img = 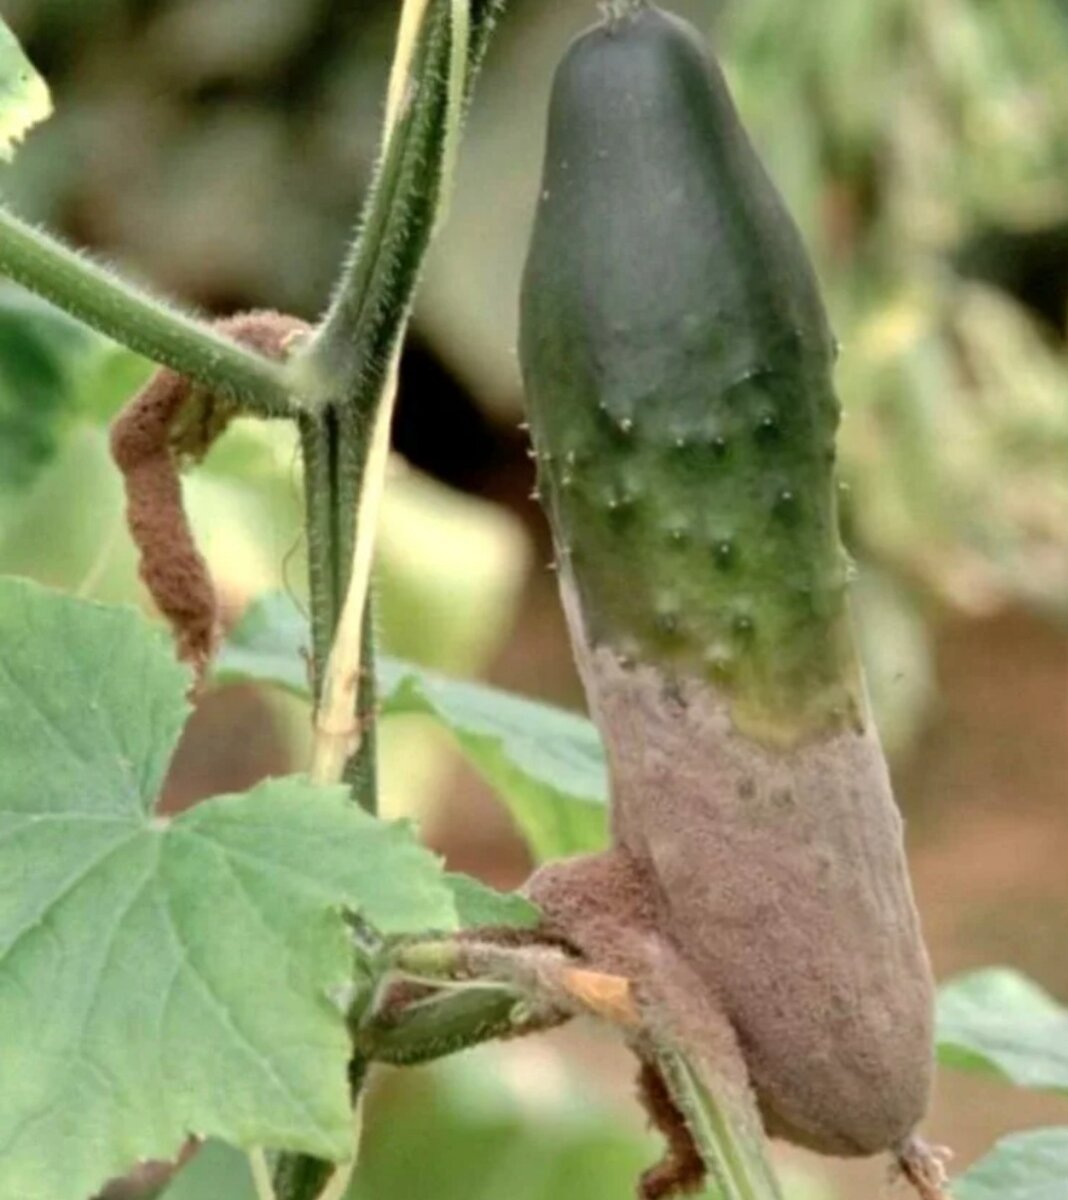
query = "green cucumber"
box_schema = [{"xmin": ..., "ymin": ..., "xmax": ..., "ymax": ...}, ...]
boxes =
[
  {"xmin": 520, "ymin": 3, "xmax": 935, "ymax": 1169},
  {"xmin": 520, "ymin": 2, "xmax": 858, "ymax": 745}
]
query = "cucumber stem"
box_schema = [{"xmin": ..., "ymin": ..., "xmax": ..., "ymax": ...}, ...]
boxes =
[
  {"xmin": 309, "ymin": 356, "xmax": 398, "ymax": 786},
  {"xmin": 0, "ymin": 205, "xmax": 296, "ymax": 416},
  {"xmin": 276, "ymin": 3, "xmax": 482, "ymax": 1192},
  {"xmin": 657, "ymin": 1050, "xmax": 785, "ymax": 1200}
]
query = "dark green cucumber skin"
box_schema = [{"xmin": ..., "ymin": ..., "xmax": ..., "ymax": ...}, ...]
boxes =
[{"xmin": 519, "ymin": 6, "xmax": 860, "ymax": 740}]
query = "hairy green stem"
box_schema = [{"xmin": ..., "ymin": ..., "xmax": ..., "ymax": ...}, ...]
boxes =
[
  {"xmin": 355, "ymin": 981, "xmax": 567, "ymax": 1066},
  {"xmin": 297, "ymin": 0, "xmax": 492, "ymax": 791},
  {"xmin": 333, "ymin": 405, "xmax": 379, "ymax": 811},
  {"xmin": 276, "ymin": 5, "xmax": 505, "ymax": 1196},
  {"xmin": 656, "ymin": 1050, "xmax": 785, "ymax": 1200},
  {"xmin": 272, "ymin": 1152, "xmax": 332, "ymax": 1200},
  {"xmin": 0, "ymin": 204, "xmax": 297, "ymax": 414},
  {"xmin": 299, "ymin": 414, "xmax": 340, "ymax": 693},
  {"xmin": 299, "ymin": 410, "xmax": 378, "ymax": 811},
  {"xmin": 272, "ymin": 1064, "xmax": 369, "ymax": 1200},
  {"xmin": 297, "ymin": 0, "xmax": 502, "ymax": 406}
]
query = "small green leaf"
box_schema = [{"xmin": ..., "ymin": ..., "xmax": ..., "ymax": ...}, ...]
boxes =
[
  {"xmin": 0, "ymin": 577, "xmax": 459, "ymax": 1200},
  {"xmin": 215, "ymin": 593, "xmax": 610, "ymax": 859},
  {"xmin": 379, "ymin": 663, "xmax": 608, "ymax": 859},
  {"xmin": 955, "ymin": 1128, "xmax": 1068, "ymax": 1200},
  {"xmin": 215, "ymin": 589, "xmax": 311, "ymax": 695},
  {"xmin": 936, "ymin": 969, "xmax": 1068, "ymax": 1093},
  {"xmin": 0, "ymin": 19, "xmax": 51, "ymax": 159},
  {"xmin": 446, "ymin": 873, "xmax": 540, "ymax": 930}
]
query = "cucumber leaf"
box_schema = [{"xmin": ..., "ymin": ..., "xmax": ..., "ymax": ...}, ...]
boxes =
[
  {"xmin": 956, "ymin": 1128, "xmax": 1068, "ymax": 1200},
  {"xmin": 936, "ymin": 968, "xmax": 1068, "ymax": 1093},
  {"xmin": 0, "ymin": 577, "xmax": 461, "ymax": 1200},
  {"xmin": 215, "ymin": 592, "xmax": 610, "ymax": 859}
]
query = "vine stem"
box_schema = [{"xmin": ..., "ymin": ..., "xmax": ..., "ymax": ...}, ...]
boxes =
[
  {"xmin": 439, "ymin": 0, "xmax": 472, "ymax": 228},
  {"xmin": 386, "ymin": 0, "xmax": 434, "ymax": 123},
  {"xmin": 277, "ymin": 2, "xmax": 488, "ymax": 1195},
  {"xmin": 0, "ymin": 206, "xmax": 298, "ymax": 414},
  {"xmin": 309, "ymin": 354, "xmax": 398, "ymax": 784},
  {"xmin": 656, "ymin": 1050, "xmax": 785, "ymax": 1200},
  {"xmin": 302, "ymin": 0, "xmax": 421, "ymax": 787},
  {"xmin": 277, "ymin": 3, "xmax": 475, "ymax": 1191},
  {"xmin": 307, "ymin": 0, "xmax": 471, "ymax": 788}
]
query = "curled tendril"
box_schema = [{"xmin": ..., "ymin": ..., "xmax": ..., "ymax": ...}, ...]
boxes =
[{"xmin": 110, "ymin": 311, "xmax": 308, "ymax": 685}]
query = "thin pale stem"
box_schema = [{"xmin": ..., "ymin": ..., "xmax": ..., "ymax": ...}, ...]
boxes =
[
  {"xmin": 0, "ymin": 205, "xmax": 298, "ymax": 414},
  {"xmin": 341, "ymin": 606, "xmax": 378, "ymax": 807},
  {"xmin": 312, "ymin": 1097, "xmax": 366, "ymax": 1200},
  {"xmin": 393, "ymin": 939, "xmax": 640, "ymax": 1029},
  {"xmin": 386, "ymin": 0, "xmax": 434, "ymax": 125},
  {"xmin": 249, "ymin": 1149, "xmax": 278, "ymax": 1200},
  {"xmin": 303, "ymin": 0, "xmax": 473, "ymax": 793},
  {"xmin": 439, "ymin": 0, "xmax": 472, "ymax": 227}
]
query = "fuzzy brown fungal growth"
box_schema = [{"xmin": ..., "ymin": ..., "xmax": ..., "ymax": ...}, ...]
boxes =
[
  {"xmin": 635, "ymin": 1062, "xmax": 705, "ymax": 1200},
  {"xmin": 525, "ymin": 849, "xmax": 765, "ymax": 1196},
  {"xmin": 111, "ymin": 367, "xmax": 218, "ymax": 673},
  {"xmin": 110, "ymin": 311, "xmax": 308, "ymax": 679},
  {"xmin": 527, "ymin": 651, "xmax": 935, "ymax": 1161}
]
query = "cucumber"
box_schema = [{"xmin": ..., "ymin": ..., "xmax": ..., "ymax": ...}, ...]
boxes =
[
  {"xmin": 520, "ymin": 2, "xmax": 858, "ymax": 745},
  {"xmin": 520, "ymin": 3, "xmax": 934, "ymax": 1168}
]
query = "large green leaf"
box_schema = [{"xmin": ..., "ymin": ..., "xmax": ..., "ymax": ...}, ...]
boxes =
[
  {"xmin": 956, "ymin": 1129, "xmax": 1068, "ymax": 1200},
  {"xmin": 0, "ymin": 577, "xmax": 462, "ymax": 1200},
  {"xmin": 215, "ymin": 593, "xmax": 610, "ymax": 859},
  {"xmin": 0, "ymin": 18, "xmax": 51, "ymax": 160},
  {"xmin": 936, "ymin": 969, "xmax": 1068, "ymax": 1093}
]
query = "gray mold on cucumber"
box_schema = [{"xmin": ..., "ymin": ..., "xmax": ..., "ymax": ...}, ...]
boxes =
[
  {"xmin": 519, "ymin": 2, "xmax": 936, "ymax": 1180},
  {"xmin": 520, "ymin": 3, "xmax": 860, "ymax": 743}
]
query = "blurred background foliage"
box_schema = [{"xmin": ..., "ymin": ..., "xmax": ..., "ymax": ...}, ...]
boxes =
[{"xmin": 0, "ymin": 0, "xmax": 1065, "ymax": 1196}]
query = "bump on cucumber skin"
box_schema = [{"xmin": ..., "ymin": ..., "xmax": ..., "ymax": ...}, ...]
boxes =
[{"xmin": 519, "ymin": 5, "xmax": 863, "ymax": 743}]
